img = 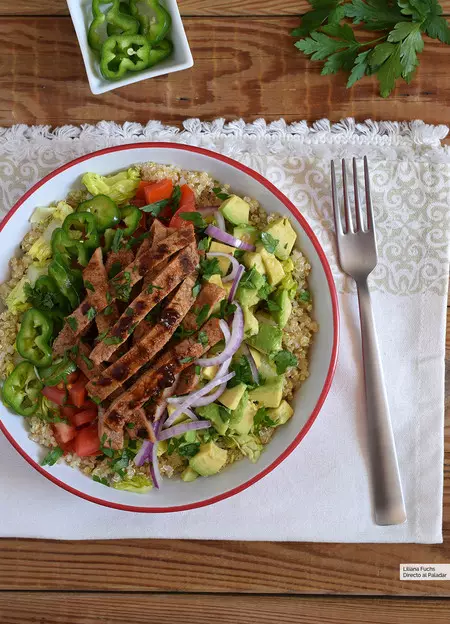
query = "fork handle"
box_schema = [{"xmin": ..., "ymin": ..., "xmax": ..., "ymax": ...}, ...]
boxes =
[{"xmin": 356, "ymin": 279, "xmax": 407, "ymax": 526}]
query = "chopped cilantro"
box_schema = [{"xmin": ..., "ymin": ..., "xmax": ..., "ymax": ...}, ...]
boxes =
[
  {"xmin": 180, "ymin": 212, "xmax": 206, "ymax": 229},
  {"xmin": 91, "ymin": 396, "xmax": 102, "ymax": 405},
  {"xmin": 178, "ymin": 442, "xmax": 200, "ymax": 458},
  {"xmin": 125, "ymin": 307, "xmax": 134, "ymax": 317},
  {"xmin": 254, "ymin": 407, "xmax": 276, "ymax": 431},
  {"xmin": 258, "ymin": 231, "xmax": 279, "ymax": 254},
  {"xmin": 41, "ymin": 446, "xmax": 64, "ymax": 466},
  {"xmin": 174, "ymin": 324, "xmax": 196, "ymax": 340},
  {"xmin": 218, "ymin": 405, "xmax": 231, "ymax": 423},
  {"xmin": 196, "ymin": 304, "xmax": 210, "ymax": 327},
  {"xmin": 171, "ymin": 185, "xmax": 182, "ymax": 210},
  {"xmin": 299, "ymin": 289, "xmax": 311, "ymax": 302},
  {"xmin": 234, "ymin": 249, "xmax": 245, "ymax": 261},
  {"xmin": 100, "ymin": 434, "xmax": 115, "ymax": 458},
  {"xmin": 104, "ymin": 336, "xmax": 123, "ymax": 346},
  {"xmin": 273, "ymin": 350, "xmax": 298, "ymax": 374},
  {"xmin": 111, "ymin": 229, "xmax": 124, "ymax": 253},
  {"xmin": 258, "ymin": 279, "xmax": 273, "ymax": 301},
  {"xmin": 198, "ymin": 236, "xmax": 211, "ymax": 251},
  {"xmin": 212, "ymin": 299, "xmax": 236, "ymax": 320},
  {"xmin": 228, "ymin": 356, "xmax": 256, "ymax": 388},
  {"xmin": 195, "ymin": 365, "xmax": 201, "ymax": 375},
  {"xmin": 126, "ymin": 422, "xmax": 135, "ymax": 429},
  {"xmin": 110, "ymin": 449, "xmax": 131, "ymax": 476},
  {"xmin": 97, "ymin": 330, "xmax": 109, "ymax": 342},
  {"xmin": 200, "ymin": 256, "xmax": 221, "ymax": 280},
  {"xmin": 106, "ymin": 291, "xmax": 112, "ymax": 303},
  {"xmin": 81, "ymin": 354, "xmax": 94, "ymax": 371},
  {"xmin": 127, "ymin": 231, "xmax": 151, "ymax": 249},
  {"xmin": 86, "ymin": 306, "xmax": 96, "ymax": 321},
  {"xmin": 147, "ymin": 283, "xmax": 163, "ymax": 294},
  {"xmin": 84, "ymin": 280, "xmax": 94, "ymax": 292},
  {"xmin": 112, "ymin": 271, "xmax": 132, "ymax": 302},
  {"xmin": 66, "ymin": 316, "xmax": 78, "ymax": 332},
  {"xmin": 213, "ymin": 186, "xmax": 230, "ymax": 201},
  {"xmin": 198, "ymin": 330, "xmax": 209, "ymax": 346},
  {"xmin": 103, "ymin": 305, "xmax": 113, "ymax": 316},
  {"xmin": 192, "ymin": 282, "xmax": 201, "ymax": 298},
  {"xmin": 93, "ymin": 475, "xmax": 109, "ymax": 486},
  {"xmin": 140, "ymin": 198, "xmax": 169, "ymax": 216},
  {"xmin": 180, "ymin": 356, "xmax": 194, "ymax": 364},
  {"xmin": 70, "ymin": 344, "xmax": 79, "ymax": 356}
]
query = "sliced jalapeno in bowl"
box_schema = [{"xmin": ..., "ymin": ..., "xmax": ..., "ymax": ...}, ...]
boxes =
[
  {"xmin": 120, "ymin": 205, "xmax": 141, "ymax": 236},
  {"xmin": 78, "ymin": 195, "xmax": 120, "ymax": 232},
  {"xmin": 2, "ymin": 362, "xmax": 43, "ymax": 417},
  {"xmin": 63, "ymin": 212, "xmax": 99, "ymax": 249},
  {"xmin": 40, "ymin": 356, "xmax": 78, "ymax": 387},
  {"xmin": 51, "ymin": 228, "xmax": 90, "ymax": 268},
  {"xmin": 48, "ymin": 253, "xmax": 83, "ymax": 310}
]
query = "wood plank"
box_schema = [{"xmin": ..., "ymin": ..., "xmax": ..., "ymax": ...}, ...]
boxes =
[
  {"xmin": 1, "ymin": 593, "xmax": 450, "ymax": 624},
  {"xmin": 1, "ymin": 537, "xmax": 450, "ymax": 594},
  {"xmin": 2, "ymin": 1, "xmax": 450, "ymax": 16},
  {"xmin": 1, "ymin": 17, "xmax": 450, "ymax": 127}
]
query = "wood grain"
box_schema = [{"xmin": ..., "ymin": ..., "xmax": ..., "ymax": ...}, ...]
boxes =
[
  {"xmin": 1, "ymin": 594, "xmax": 450, "ymax": 624},
  {"xmin": 1, "ymin": 17, "xmax": 450, "ymax": 128},
  {"xmin": 1, "ymin": 1, "xmax": 450, "ymax": 16},
  {"xmin": 1, "ymin": 537, "xmax": 450, "ymax": 595}
]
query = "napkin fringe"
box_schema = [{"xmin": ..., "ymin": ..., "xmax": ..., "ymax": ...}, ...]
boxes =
[{"xmin": 1, "ymin": 118, "xmax": 449, "ymax": 163}]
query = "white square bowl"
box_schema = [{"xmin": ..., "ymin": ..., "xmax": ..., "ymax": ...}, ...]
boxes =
[{"xmin": 67, "ymin": 0, "xmax": 193, "ymax": 95}]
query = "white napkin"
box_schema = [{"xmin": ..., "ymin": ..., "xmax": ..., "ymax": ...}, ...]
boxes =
[{"xmin": 0, "ymin": 119, "xmax": 448, "ymax": 542}]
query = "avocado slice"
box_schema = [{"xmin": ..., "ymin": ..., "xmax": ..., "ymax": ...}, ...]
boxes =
[
  {"xmin": 220, "ymin": 195, "xmax": 250, "ymax": 225},
  {"xmin": 167, "ymin": 404, "xmax": 191, "ymax": 426},
  {"xmin": 229, "ymin": 393, "xmax": 257, "ymax": 435},
  {"xmin": 259, "ymin": 248, "xmax": 285, "ymax": 286},
  {"xmin": 234, "ymin": 224, "xmax": 258, "ymax": 244},
  {"xmin": 243, "ymin": 305, "xmax": 259, "ymax": 337},
  {"xmin": 269, "ymin": 288, "xmax": 292, "ymax": 328},
  {"xmin": 237, "ymin": 286, "xmax": 260, "ymax": 308},
  {"xmin": 196, "ymin": 403, "xmax": 229, "ymax": 435},
  {"xmin": 268, "ymin": 400, "xmax": 294, "ymax": 425},
  {"xmin": 243, "ymin": 251, "xmax": 266, "ymax": 275},
  {"xmin": 181, "ymin": 466, "xmax": 199, "ymax": 482},
  {"xmin": 249, "ymin": 376, "xmax": 284, "ymax": 408},
  {"xmin": 218, "ymin": 382, "xmax": 247, "ymax": 410},
  {"xmin": 210, "ymin": 241, "xmax": 235, "ymax": 275},
  {"xmin": 207, "ymin": 273, "xmax": 224, "ymax": 288},
  {"xmin": 189, "ymin": 441, "xmax": 228, "ymax": 476},
  {"xmin": 247, "ymin": 321, "xmax": 283, "ymax": 355},
  {"xmin": 257, "ymin": 355, "xmax": 278, "ymax": 379},
  {"xmin": 264, "ymin": 217, "xmax": 297, "ymax": 260},
  {"xmin": 202, "ymin": 365, "xmax": 218, "ymax": 380}
]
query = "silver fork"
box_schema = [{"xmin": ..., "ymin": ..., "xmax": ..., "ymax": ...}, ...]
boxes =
[{"xmin": 331, "ymin": 157, "xmax": 407, "ymax": 526}]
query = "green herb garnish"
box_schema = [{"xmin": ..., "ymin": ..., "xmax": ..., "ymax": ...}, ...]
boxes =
[
  {"xmin": 198, "ymin": 330, "xmax": 209, "ymax": 346},
  {"xmin": 140, "ymin": 199, "xmax": 169, "ymax": 216},
  {"xmin": 299, "ymin": 289, "xmax": 311, "ymax": 302},
  {"xmin": 258, "ymin": 231, "xmax": 279, "ymax": 254},
  {"xmin": 103, "ymin": 305, "xmax": 114, "ymax": 316},
  {"xmin": 198, "ymin": 236, "xmax": 211, "ymax": 251},
  {"xmin": 84, "ymin": 280, "xmax": 94, "ymax": 292},
  {"xmin": 112, "ymin": 271, "xmax": 132, "ymax": 302},
  {"xmin": 111, "ymin": 229, "xmax": 124, "ymax": 252},
  {"xmin": 108, "ymin": 262, "xmax": 123, "ymax": 279},
  {"xmin": 192, "ymin": 282, "xmax": 202, "ymax": 298},
  {"xmin": 86, "ymin": 306, "xmax": 96, "ymax": 321},
  {"xmin": 104, "ymin": 336, "xmax": 123, "ymax": 346},
  {"xmin": 41, "ymin": 446, "xmax": 64, "ymax": 466},
  {"xmin": 180, "ymin": 212, "xmax": 206, "ymax": 229},
  {"xmin": 81, "ymin": 354, "xmax": 94, "ymax": 370},
  {"xmin": 213, "ymin": 186, "xmax": 230, "ymax": 201},
  {"xmin": 93, "ymin": 475, "xmax": 109, "ymax": 486},
  {"xmin": 292, "ymin": 0, "xmax": 450, "ymax": 98},
  {"xmin": 147, "ymin": 283, "xmax": 163, "ymax": 294},
  {"xmin": 254, "ymin": 406, "xmax": 276, "ymax": 431},
  {"xmin": 180, "ymin": 356, "xmax": 195, "ymax": 364},
  {"xmin": 171, "ymin": 185, "xmax": 182, "ymax": 210},
  {"xmin": 200, "ymin": 256, "xmax": 221, "ymax": 280},
  {"xmin": 196, "ymin": 304, "xmax": 210, "ymax": 327},
  {"xmin": 273, "ymin": 350, "xmax": 298, "ymax": 374},
  {"xmin": 66, "ymin": 316, "xmax": 78, "ymax": 332},
  {"xmin": 212, "ymin": 299, "xmax": 236, "ymax": 320}
]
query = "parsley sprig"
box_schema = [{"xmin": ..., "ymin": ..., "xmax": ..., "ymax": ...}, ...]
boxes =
[{"xmin": 292, "ymin": 0, "xmax": 450, "ymax": 97}]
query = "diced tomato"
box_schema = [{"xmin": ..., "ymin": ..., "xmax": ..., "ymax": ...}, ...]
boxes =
[
  {"xmin": 61, "ymin": 405, "xmax": 79, "ymax": 420},
  {"xmin": 80, "ymin": 398, "xmax": 97, "ymax": 410},
  {"xmin": 73, "ymin": 424, "xmax": 101, "ymax": 457},
  {"xmin": 143, "ymin": 179, "xmax": 174, "ymax": 205},
  {"xmin": 42, "ymin": 386, "xmax": 67, "ymax": 406},
  {"xmin": 71, "ymin": 409, "xmax": 97, "ymax": 428},
  {"xmin": 135, "ymin": 180, "xmax": 153, "ymax": 201},
  {"xmin": 169, "ymin": 185, "xmax": 196, "ymax": 228},
  {"xmin": 68, "ymin": 373, "xmax": 88, "ymax": 408},
  {"xmin": 53, "ymin": 422, "xmax": 77, "ymax": 447},
  {"xmin": 66, "ymin": 371, "xmax": 79, "ymax": 385}
]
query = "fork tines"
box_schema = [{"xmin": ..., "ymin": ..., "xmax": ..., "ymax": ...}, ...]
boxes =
[{"xmin": 331, "ymin": 156, "xmax": 373, "ymax": 235}]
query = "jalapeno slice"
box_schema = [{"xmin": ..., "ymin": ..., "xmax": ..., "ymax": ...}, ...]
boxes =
[
  {"xmin": 78, "ymin": 195, "xmax": 120, "ymax": 232},
  {"xmin": 2, "ymin": 362, "xmax": 43, "ymax": 417},
  {"xmin": 16, "ymin": 308, "xmax": 53, "ymax": 368}
]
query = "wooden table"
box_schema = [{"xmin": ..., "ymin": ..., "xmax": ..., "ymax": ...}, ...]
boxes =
[{"xmin": 0, "ymin": 1, "xmax": 449, "ymax": 622}]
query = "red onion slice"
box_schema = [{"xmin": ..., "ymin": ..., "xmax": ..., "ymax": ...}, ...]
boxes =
[
  {"xmin": 244, "ymin": 344, "xmax": 260, "ymax": 385},
  {"xmin": 205, "ymin": 224, "xmax": 255, "ymax": 251},
  {"xmin": 150, "ymin": 442, "xmax": 161, "ymax": 489},
  {"xmin": 196, "ymin": 304, "xmax": 244, "ymax": 367},
  {"xmin": 215, "ymin": 211, "xmax": 226, "ymax": 231},
  {"xmin": 158, "ymin": 419, "xmax": 212, "ymax": 441},
  {"xmin": 164, "ymin": 371, "xmax": 236, "ymax": 427},
  {"xmin": 228, "ymin": 264, "xmax": 245, "ymax": 302},
  {"xmin": 135, "ymin": 440, "xmax": 152, "ymax": 467},
  {"xmin": 190, "ymin": 381, "xmax": 228, "ymax": 408},
  {"xmin": 206, "ymin": 252, "xmax": 239, "ymax": 283}
]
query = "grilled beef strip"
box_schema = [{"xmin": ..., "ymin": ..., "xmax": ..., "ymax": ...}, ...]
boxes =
[
  {"xmin": 59, "ymin": 225, "xmax": 195, "ymax": 342},
  {"xmin": 101, "ymin": 318, "xmax": 224, "ymax": 436},
  {"xmin": 182, "ymin": 282, "xmax": 226, "ymax": 332},
  {"xmin": 86, "ymin": 272, "xmax": 198, "ymax": 401},
  {"xmin": 174, "ymin": 365, "xmax": 200, "ymax": 395},
  {"xmin": 89, "ymin": 243, "xmax": 199, "ymax": 365}
]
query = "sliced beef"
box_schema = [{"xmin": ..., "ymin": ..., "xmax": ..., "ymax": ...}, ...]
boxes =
[
  {"xmin": 89, "ymin": 244, "xmax": 199, "ymax": 365},
  {"xmin": 174, "ymin": 365, "xmax": 200, "ymax": 396},
  {"xmin": 182, "ymin": 282, "xmax": 226, "ymax": 332},
  {"xmin": 102, "ymin": 318, "xmax": 224, "ymax": 435},
  {"xmin": 86, "ymin": 272, "xmax": 198, "ymax": 400}
]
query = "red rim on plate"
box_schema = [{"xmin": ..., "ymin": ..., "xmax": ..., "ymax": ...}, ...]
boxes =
[{"xmin": 0, "ymin": 143, "xmax": 339, "ymax": 513}]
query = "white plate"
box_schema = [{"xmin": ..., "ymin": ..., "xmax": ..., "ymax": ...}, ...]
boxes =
[{"xmin": 0, "ymin": 144, "xmax": 339, "ymax": 512}]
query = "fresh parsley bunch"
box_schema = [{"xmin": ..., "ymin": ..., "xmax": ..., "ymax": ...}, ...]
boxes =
[{"xmin": 292, "ymin": 0, "xmax": 450, "ymax": 96}]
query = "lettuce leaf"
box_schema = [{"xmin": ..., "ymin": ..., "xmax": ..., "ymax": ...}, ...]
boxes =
[{"xmin": 82, "ymin": 167, "xmax": 141, "ymax": 204}]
